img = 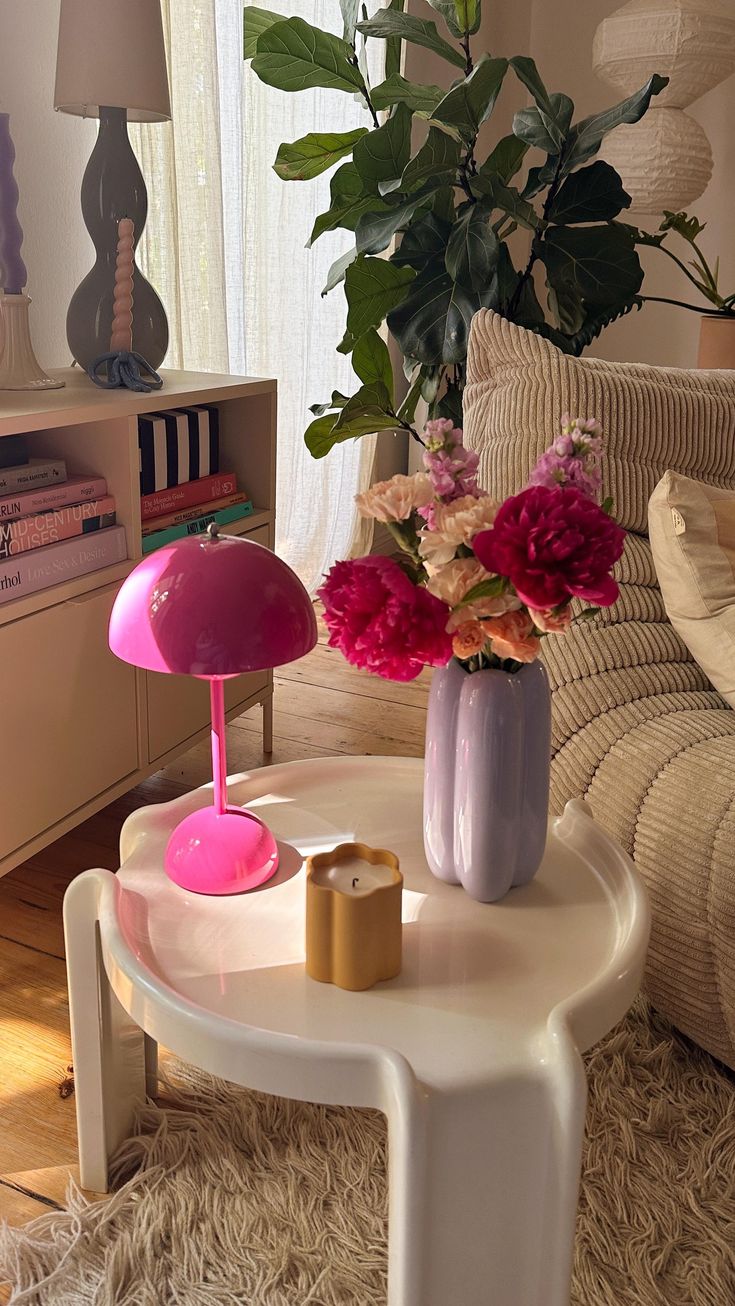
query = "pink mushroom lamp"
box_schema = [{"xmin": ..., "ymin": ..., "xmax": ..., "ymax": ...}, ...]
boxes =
[{"xmin": 109, "ymin": 526, "xmax": 317, "ymax": 894}]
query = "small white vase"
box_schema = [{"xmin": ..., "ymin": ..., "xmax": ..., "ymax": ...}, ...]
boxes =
[{"xmin": 0, "ymin": 293, "xmax": 64, "ymax": 391}]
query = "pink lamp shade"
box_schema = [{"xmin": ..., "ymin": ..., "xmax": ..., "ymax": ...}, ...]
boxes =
[{"xmin": 109, "ymin": 529, "xmax": 318, "ymax": 895}]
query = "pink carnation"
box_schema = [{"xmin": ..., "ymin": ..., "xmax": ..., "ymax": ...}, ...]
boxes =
[
  {"xmin": 473, "ymin": 485, "xmax": 625, "ymax": 610},
  {"xmin": 318, "ymin": 556, "xmax": 452, "ymax": 682}
]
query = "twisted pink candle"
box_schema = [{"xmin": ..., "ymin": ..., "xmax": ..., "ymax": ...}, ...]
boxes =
[
  {"xmin": 110, "ymin": 217, "xmax": 134, "ymax": 352},
  {"xmin": 0, "ymin": 113, "xmax": 27, "ymax": 295}
]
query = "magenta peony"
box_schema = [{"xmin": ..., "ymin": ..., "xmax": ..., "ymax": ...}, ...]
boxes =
[
  {"xmin": 472, "ymin": 485, "xmax": 625, "ymax": 609},
  {"xmin": 318, "ymin": 556, "xmax": 452, "ymax": 682}
]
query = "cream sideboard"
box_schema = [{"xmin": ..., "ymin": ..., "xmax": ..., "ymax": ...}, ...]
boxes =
[{"xmin": 0, "ymin": 369, "xmax": 276, "ymax": 876}]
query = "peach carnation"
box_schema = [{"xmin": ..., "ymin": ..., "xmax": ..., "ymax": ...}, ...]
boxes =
[
  {"xmin": 528, "ymin": 604, "xmax": 573, "ymax": 634},
  {"xmin": 452, "ymin": 620, "xmax": 486, "ymax": 660},
  {"xmin": 418, "ymin": 495, "xmax": 499, "ymax": 567},
  {"xmin": 481, "ymin": 611, "xmax": 541, "ymax": 664},
  {"xmin": 426, "ymin": 557, "xmax": 491, "ymax": 608},
  {"xmin": 355, "ymin": 473, "xmax": 433, "ymax": 523}
]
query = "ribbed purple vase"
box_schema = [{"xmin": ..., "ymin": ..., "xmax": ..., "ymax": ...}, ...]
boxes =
[{"xmin": 423, "ymin": 658, "xmax": 551, "ymax": 902}]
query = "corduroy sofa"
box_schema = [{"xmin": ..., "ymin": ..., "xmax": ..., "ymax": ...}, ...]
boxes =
[{"xmin": 464, "ymin": 310, "xmax": 735, "ymax": 1070}]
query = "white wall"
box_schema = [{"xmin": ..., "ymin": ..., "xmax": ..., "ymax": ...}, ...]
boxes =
[
  {"xmin": 0, "ymin": 0, "xmax": 94, "ymax": 366},
  {"xmin": 409, "ymin": 0, "xmax": 735, "ymax": 369}
]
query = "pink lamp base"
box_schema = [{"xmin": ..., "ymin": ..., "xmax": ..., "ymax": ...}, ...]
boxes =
[{"xmin": 164, "ymin": 805, "xmax": 280, "ymax": 895}]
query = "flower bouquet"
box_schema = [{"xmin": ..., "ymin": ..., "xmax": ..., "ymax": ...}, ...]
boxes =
[{"xmin": 318, "ymin": 417, "xmax": 626, "ymax": 902}]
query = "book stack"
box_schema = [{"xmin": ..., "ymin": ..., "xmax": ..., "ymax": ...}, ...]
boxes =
[
  {"xmin": 139, "ymin": 405, "xmax": 253, "ymax": 554},
  {"xmin": 0, "ymin": 439, "xmax": 126, "ymax": 606}
]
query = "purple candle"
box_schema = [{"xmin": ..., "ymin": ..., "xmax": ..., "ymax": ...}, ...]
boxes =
[{"xmin": 0, "ymin": 114, "xmax": 27, "ymax": 295}]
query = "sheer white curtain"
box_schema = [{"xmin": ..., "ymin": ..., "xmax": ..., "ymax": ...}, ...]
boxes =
[{"xmin": 132, "ymin": 0, "xmax": 377, "ymax": 592}]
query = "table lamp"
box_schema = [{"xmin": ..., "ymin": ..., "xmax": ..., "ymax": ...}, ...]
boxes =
[
  {"xmin": 54, "ymin": 0, "xmax": 171, "ymax": 371},
  {"xmin": 109, "ymin": 527, "xmax": 318, "ymax": 894}
]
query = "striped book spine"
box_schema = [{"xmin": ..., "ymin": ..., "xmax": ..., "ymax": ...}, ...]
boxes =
[
  {"xmin": 0, "ymin": 496, "xmax": 116, "ymax": 558},
  {"xmin": 138, "ymin": 407, "xmax": 221, "ymax": 495},
  {"xmin": 0, "ymin": 525, "xmax": 127, "ymax": 605}
]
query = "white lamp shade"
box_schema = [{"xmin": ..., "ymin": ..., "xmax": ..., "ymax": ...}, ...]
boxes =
[
  {"xmin": 55, "ymin": 0, "xmax": 171, "ymax": 122},
  {"xmin": 599, "ymin": 109, "xmax": 713, "ymax": 213}
]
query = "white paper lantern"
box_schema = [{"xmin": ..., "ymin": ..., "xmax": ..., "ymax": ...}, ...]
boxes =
[{"xmin": 592, "ymin": 0, "xmax": 735, "ymax": 213}]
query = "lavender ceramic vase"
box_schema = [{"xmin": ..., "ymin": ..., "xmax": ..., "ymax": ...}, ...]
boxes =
[{"xmin": 424, "ymin": 658, "xmax": 551, "ymax": 902}]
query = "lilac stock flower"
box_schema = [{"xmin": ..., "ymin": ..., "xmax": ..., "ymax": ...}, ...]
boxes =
[
  {"xmin": 419, "ymin": 419, "xmax": 481, "ymax": 524},
  {"xmin": 528, "ymin": 415, "xmax": 603, "ymax": 499}
]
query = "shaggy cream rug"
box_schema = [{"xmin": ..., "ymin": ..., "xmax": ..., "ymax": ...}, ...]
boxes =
[{"xmin": 1, "ymin": 999, "xmax": 734, "ymax": 1305}]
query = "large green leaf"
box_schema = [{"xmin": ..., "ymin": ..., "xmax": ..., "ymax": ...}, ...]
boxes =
[
  {"xmin": 345, "ymin": 256, "xmax": 416, "ymax": 339},
  {"xmin": 356, "ymin": 11, "xmax": 465, "ymax": 69},
  {"xmin": 305, "ymin": 398, "xmax": 398, "ymax": 459},
  {"xmin": 425, "ymin": 0, "xmax": 463, "ymax": 39},
  {"xmin": 541, "ymin": 223, "xmax": 643, "ymax": 308},
  {"xmin": 339, "ymin": 0, "xmax": 360, "ymax": 42},
  {"xmin": 480, "ymin": 134, "xmax": 529, "ymax": 185},
  {"xmin": 546, "ymin": 279, "xmax": 585, "ymax": 334},
  {"xmin": 513, "ymin": 94, "xmax": 573, "ymax": 155},
  {"xmin": 452, "ymin": 0, "xmax": 481, "ymax": 34},
  {"xmin": 508, "ymin": 55, "xmax": 554, "ymax": 116},
  {"xmin": 356, "ymin": 185, "xmax": 438, "ymax": 255},
  {"xmin": 547, "ymin": 160, "xmax": 630, "ymax": 224},
  {"xmin": 391, "ymin": 211, "xmax": 453, "ymax": 269},
  {"xmin": 471, "ymin": 170, "xmax": 539, "ymax": 230},
  {"xmin": 430, "ymin": 56, "xmax": 508, "ymax": 143},
  {"xmin": 321, "ymin": 245, "xmax": 357, "ymax": 295},
  {"xmin": 354, "ymin": 104, "xmax": 412, "ymax": 192},
  {"xmin": 445, "ymin": 206, "xmax": 499, "ymax": 289},
  {"xmin": 308, "ymin": 162, "xmax": 377, "ymax": 245},
  {"xmin": 251, "ymin": 17, "xmax": 364, "ymax": 94},
  {"xmin": 401, "ymin": 127, "xmax": 461, "ymax": 191},
  {"xmin": 334, "ymin": 381, "xmax": 394, "ymax": 431},
  {"xmin": 274, "ymin": 128, "xmax": 368, "ymax": 181},
  {"xmin": 352, "ymin": 329, "xmax": 394, "ymax": 391},
  {"xmin": 371, "ymin": 74, "xmax": 446, "ymax": 115},
  {"xmin": 563, "ymin": 74, "xmax": 668, "ymax": 171},
  {"xmin": 243, "ymin": 6, "xmax": 285, "ymax": 59},
  {"xmin": 387, "ymin": 258, "xmax": 492, "ymax": 364}
]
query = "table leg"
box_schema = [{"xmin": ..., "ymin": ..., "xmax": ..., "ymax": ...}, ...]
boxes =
[
  {"xmin": 262, "ymin": 692, "xmax": 274, "ymax": 754},
  {"xmin": 63, "ymin": 869, "xmax": 147, "ymax": 1193},
  {"xmin": 386, "ymin": 1046, "xmax": 587, "ymax": 1306}
]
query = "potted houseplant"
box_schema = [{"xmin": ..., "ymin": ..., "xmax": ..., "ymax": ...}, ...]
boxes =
[
  {"xmin": 244, "ymin": 2, "xmax": 667, "ymax": 449},
  {"xmin": 635, "ymin": 211, "xmax": 735, "ymax": 369}
]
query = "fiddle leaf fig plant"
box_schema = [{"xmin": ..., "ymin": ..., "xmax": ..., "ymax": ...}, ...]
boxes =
[{"xmin": 243, "ymin": 3, "xmax": 667, "ymax": 457}]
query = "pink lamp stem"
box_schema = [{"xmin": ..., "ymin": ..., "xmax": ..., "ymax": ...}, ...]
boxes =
[{"xmin": 210, "ymin": 678, "xmax": 228, "ymax": 816}]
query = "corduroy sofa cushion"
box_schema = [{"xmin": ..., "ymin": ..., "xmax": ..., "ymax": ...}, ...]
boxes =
[
  {"xmin": 649, "ymin": 470, "xmax": 735, "ymax": 708},
  {"xmin": 464, "ymin": 310, "xmax": 735, "ymax": 1069}
]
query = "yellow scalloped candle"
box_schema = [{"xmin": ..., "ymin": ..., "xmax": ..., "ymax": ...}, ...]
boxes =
[{"xmin": 306, "ymin": 842, "xmax": 402, "ymax": 991}]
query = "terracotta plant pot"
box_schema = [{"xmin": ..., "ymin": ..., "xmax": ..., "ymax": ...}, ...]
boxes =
[{"xmin": 697, "ymin": 315, "xmax": 735, "ymax": 369}]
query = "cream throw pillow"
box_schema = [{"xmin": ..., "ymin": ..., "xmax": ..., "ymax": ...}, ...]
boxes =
[{"xmin": 649, "ymin": 470, "xmax": 735, "ymax": 706}]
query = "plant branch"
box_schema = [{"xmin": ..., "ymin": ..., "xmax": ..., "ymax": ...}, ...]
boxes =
[
  {"xmin": 640, "ymin": 294, "xmax": 734, "ymax": 317},
  {"xmin": 461, "ymin": 31, "xmax": 473, "ymax": 75},
  {"xmin": 647, "ymin": 239, "xmax": 724, "ymax": 309},
  {"xmin": 508, "ymin": 154, "xmax": 563, "ymax": 318}
]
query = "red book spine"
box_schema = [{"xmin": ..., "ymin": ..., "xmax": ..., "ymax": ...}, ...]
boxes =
[
  {"xmin": 0, "ymin": 497, "xmax": 116, "ymax": 557},
  {"xmin": 141, "ymin": 472, "xmax": 238, "ymax": 522}
]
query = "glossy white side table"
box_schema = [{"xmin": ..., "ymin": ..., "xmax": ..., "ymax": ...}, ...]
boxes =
[{"xmin": 63, "ymin": 756, "xmax": 649, "ymax": 1306}]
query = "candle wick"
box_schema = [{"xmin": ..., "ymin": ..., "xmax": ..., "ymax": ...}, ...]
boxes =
[{"xmin": 352, "ymin": 877, "xmax": 359, "ymax": 888}]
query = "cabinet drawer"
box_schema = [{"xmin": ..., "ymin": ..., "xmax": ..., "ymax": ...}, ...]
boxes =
[
  {"xmin": 146, "ymin": 524, "xmax": 271, "ymax": 763},
  {"xmin": 0, "ymin": 585, "xmax": 139, "ymax": 858}
]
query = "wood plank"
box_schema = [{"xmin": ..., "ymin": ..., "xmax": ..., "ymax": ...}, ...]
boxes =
[
  {"xmin": 0, "ymin": 937, "xmax": 77, "ymax": 1177},
  {"xmin": 279, "ymin": 640, "xmax": 432, "ymax": 709},
  {"xmin": 270, "ymin": 677, "xmax": 427, "ymax": 746},
  {"xmin": 0, "ymin": 1179, "xmax": 60, "ymax": 1223},
  {"xmin": 234, "ymin": 704, "xmax": 424, "ymax": 759}
]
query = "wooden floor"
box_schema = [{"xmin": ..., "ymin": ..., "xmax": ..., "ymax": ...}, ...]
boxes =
[{"xmin": 0, "ymin": 618, "xmax": 430, "ymax": 1234}]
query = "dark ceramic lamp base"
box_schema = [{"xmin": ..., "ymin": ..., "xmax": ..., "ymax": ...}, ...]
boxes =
[{"xmin": 68, "ymin": 106, "xmax": 168, "ymax": 371}]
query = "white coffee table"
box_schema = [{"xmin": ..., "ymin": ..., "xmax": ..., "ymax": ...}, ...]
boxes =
[{"xmin": 64, "ymin": 756, "xmax": 649, "ymax": 1306}]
